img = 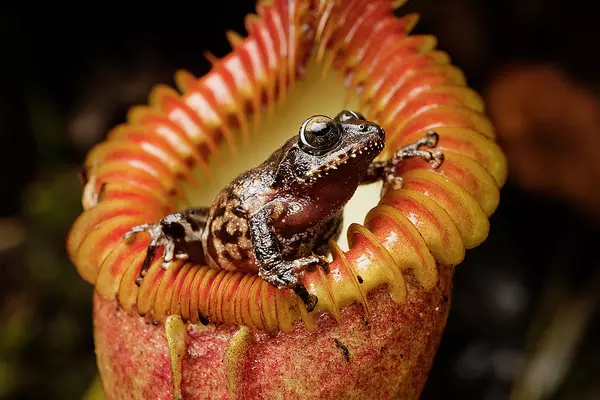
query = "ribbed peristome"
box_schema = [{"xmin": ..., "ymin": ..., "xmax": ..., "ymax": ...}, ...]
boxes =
[{"xmin": 66, "ymin": 0, "xmax": 508, "ymax": 333}]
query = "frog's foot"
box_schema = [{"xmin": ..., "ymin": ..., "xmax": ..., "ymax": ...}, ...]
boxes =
[
  {"xmin": 259, "ymin": 255, "xmax": 328, "ymax": 312},
  {"xmin": 392, "ymin": 130, "xmax": 444, "ymax": 168},
  {"xmin": 383, "ymin": 130, "xmax": 444, "ymax": 191},
  {"xmin": 123, "ymin": 222, "xmax": 180, "ymax": 285},
  {"xmin": 124, "ymin": 208, "xmax": 209, "ymax": 285}
]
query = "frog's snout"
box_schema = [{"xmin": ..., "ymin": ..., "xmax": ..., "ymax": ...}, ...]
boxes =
[
  {"xmin": 376, "ymin": 125, "xmax": 385, "ymax": 140},
  {"xmin": 369, "ymin": 123, "xmax": 385, "ymax": 147},
  {"xmin": 365, "ymin": 120, "xmax": 385, "ymax": 139}
]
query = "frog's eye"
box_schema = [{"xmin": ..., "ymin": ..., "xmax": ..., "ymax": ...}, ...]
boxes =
[
  {"xmin": 334, "ymin": 110, "xmax": 365, "ymax": 122},
  {"xmin": 299, "ymin": 115, "xmax": 341, "ymax": 155}
]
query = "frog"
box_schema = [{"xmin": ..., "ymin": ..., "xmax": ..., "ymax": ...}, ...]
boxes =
[{"xmin": 124, "ymin": 110, "xmax": 444, "ymax": 313}]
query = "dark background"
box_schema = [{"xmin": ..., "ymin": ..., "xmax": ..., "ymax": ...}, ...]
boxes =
[{"xmin": 1, "ymin": 1, "xmax": 599, "ymax": 399}]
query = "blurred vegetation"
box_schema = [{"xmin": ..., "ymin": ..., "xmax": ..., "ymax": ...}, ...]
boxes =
[{"xmin": 0, "ymin": 1, "xmax": 599, "ymax": 399}]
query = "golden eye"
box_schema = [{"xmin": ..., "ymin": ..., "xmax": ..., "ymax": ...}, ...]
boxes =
[{"xmin": 299, "ymin": 115, "xmax": 341, "ymax": 155}]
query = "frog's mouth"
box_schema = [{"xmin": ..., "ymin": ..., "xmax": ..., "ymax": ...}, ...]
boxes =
[
  {"xmin": 68, "ymin": 0, "xmax": 506, "ymax": 336},
  {"xmin": 298, "ymin": 129, "xmax": 386, "ymax": 185}
]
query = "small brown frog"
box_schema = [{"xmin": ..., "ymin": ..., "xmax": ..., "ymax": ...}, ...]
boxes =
[{"xmin": 124, "ymin": 110, "xmax": 443, "ymax": 312}]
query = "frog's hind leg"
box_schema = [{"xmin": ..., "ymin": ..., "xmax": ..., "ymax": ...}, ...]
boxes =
[{"xmin": 123, "ymin": 207, "xmax": 210, "ymax": 285}]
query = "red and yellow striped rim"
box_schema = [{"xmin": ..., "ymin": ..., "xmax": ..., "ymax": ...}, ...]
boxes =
[{"xmin": 66, "ymin": 0, "xmax": 508, "ymax": 333}]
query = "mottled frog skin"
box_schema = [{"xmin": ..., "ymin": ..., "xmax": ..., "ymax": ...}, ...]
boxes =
[{"xmin": 125, "ymin": 110, "xmax": 443, "ymax": 312}]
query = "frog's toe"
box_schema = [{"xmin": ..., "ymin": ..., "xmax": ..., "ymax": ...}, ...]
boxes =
[
  {"xmin": 312, "ymin": 254, "xmax": 330, "ymax": 273},
  {"xmin": 430, "ymin": 150, "xmax": 444, "ymax": 168},
  {"xmin": 124, "ymin": 221, "xmax": 164, "ymax": 244},
  {"xmin": 123, "ymin": 222, "xmax": 154, "ymax": 240},
  {"xmin": 424, "ymin": 130, "xmax": 440, "ymax": 147},
  {"xmin": 162, "ymin": 240, "xmax": 176, "ymax": 265},
  {"xmin": 293, "ymin": 285, "xmax": 319, "ymax": 312}
]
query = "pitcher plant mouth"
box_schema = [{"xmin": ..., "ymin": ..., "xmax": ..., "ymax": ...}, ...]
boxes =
[{"xmin": 67, "ymin": 0, "xmax": 507, "ymax": 334}]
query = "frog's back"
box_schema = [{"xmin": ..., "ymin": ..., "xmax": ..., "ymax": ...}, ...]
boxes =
[{"xmin": 202, "ymin": 161, "xmax": 278, "ymax": 272}]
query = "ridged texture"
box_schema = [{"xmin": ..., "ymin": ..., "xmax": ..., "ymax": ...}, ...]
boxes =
[{"xmin": 67, "ymin": 0, "xmax": 507, "ymax": 333}]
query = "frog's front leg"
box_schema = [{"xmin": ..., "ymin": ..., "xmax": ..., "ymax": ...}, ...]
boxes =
[
  {"xmin": 124, "ymin": 207, "xmax": 209, "ymax": 285},
  {"xmin": 249, "ymin": 205, "xmax": 325, "ymax": 312},
  {"xmin": 362, "ymin": 130, "xmax": 444, "ymax": 190}
]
